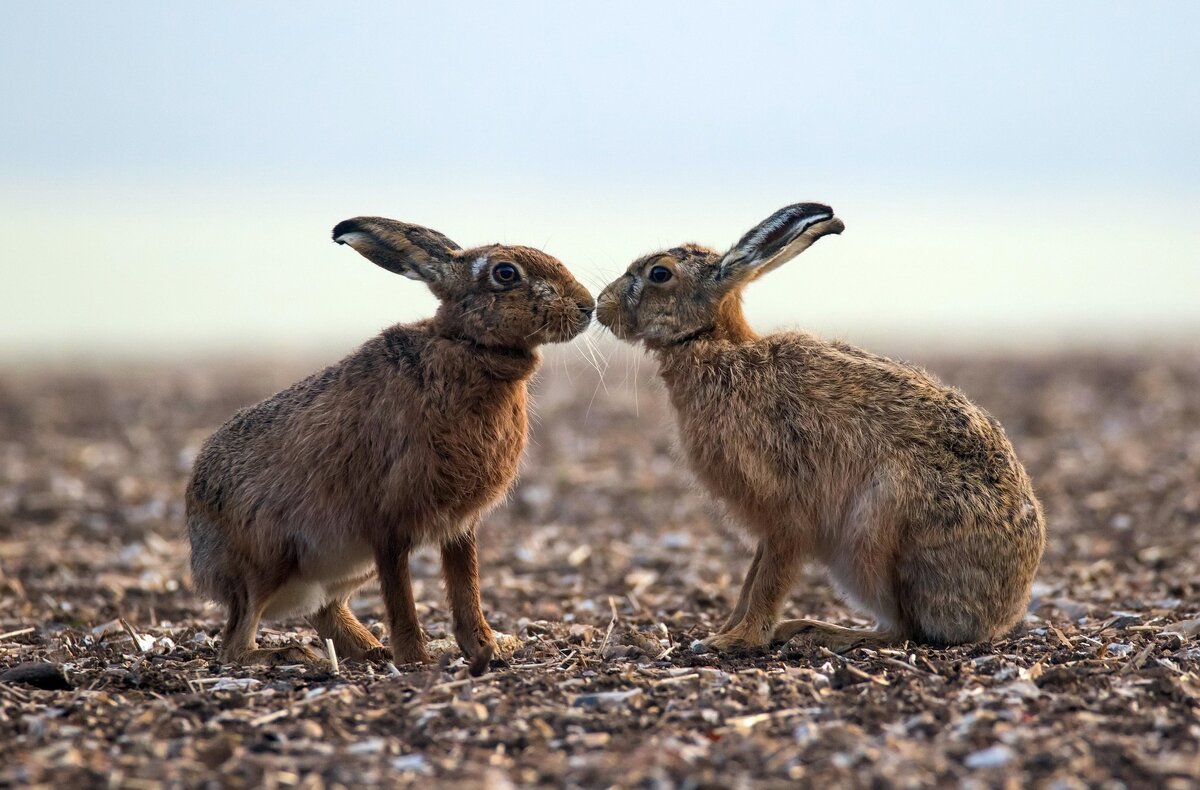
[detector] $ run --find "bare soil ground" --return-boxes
[1,347,1199,788]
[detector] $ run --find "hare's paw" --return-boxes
[388,636,434,667]
[236,645,326,667]
[358,645,394,664]
[702,626,772,654]
[463,638,496,677]
[455,626,498,676]
[772,619,895,653]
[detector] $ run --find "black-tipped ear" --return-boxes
[719,203,844,280]
[332,216,461,282]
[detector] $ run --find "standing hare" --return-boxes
[187,216,594,673]
[597,203,1045,652]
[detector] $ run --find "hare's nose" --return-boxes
[577,301,594,319]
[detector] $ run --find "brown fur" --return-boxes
[597,203,1045,653]
[187,216,593,673]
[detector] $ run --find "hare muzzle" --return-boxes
[546,281,595,342]
[596,281,633,338]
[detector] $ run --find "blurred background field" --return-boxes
[2,2,1199,786]
[1,2,1197,360]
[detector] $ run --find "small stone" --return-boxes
[391,754,430,774]
[964,744,1016,769]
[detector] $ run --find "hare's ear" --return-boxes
[332,217,462,282]
[718,203,844,281]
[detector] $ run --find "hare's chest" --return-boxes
[674,398,796,519]
[422,392,529,513]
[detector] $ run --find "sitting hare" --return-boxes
[187,216,594,673]
[597,203,1044,652]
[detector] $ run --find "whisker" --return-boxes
[633,349,641,418]
[576,333,608,386]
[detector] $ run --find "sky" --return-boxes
[2,2,1198,359]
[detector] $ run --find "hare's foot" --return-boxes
[702,621,773,653]
[358,645,394,664]
[388,634,433,667]
[352,643,426,667]
[308,600,386,661]
[772,619,896,652]
[455,626,497,677]
[233,644,326,666]
[426,630,496,675]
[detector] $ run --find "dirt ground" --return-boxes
[2,345,1199,788]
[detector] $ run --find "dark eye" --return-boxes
[648,265,673,284]
[492,262,520,285]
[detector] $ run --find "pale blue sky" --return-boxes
[2,2,1198,357]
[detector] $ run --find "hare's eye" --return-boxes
[648,265,673,284]
[491,262,520,285]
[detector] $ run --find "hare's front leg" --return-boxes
[441,519,497,676]
[716,542,764,634]
[373,533,433,665]
[704,538,800,652]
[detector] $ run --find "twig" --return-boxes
[599,596,619,655]
[878,656,941,680]
[118,617,153,653]
[723,707,811,731]
[1119,642,1156,675]
[842,663,890,686]
[422,677,477,696]
[818,647,847,663]
[248,708,290,727]
[325,638,339,675]
[249,688,334,726]
[507,657,562,670]
[1049,625,1073,649]
[0,627,34,641]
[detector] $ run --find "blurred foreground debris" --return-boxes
[1,349,1199,786]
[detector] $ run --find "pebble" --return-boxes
[964,744,1015,769]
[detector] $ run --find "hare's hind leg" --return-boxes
[771,619,899,652]
[219,588,323,666]
[308,599,388,662]
[716,542,764,634]
[441,521,497,676]
[218,586,258,663]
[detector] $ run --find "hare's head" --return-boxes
[597,203,843,347]
[334,217,594,349]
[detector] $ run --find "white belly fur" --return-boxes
[260,537,377,619]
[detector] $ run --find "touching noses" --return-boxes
[571,283,595,320]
